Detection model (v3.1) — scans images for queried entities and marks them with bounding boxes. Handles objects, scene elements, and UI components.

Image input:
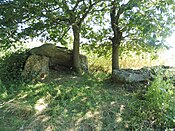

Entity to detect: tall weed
[145,70,175,128]
[87,51,165,74]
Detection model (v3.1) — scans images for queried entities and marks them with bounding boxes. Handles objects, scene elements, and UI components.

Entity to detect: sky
[166,32,175,48]
[163,32,175,67]
[165,32,175,56]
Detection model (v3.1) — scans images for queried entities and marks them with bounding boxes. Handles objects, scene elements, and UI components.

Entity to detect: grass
[1,70,174,130]
[0,45,175,130]
[0,71,137,130]
[87,50,166,74]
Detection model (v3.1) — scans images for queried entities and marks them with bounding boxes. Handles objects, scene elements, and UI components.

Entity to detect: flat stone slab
[112,69,151,83]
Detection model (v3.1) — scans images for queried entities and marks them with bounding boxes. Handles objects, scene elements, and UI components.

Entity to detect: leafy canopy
[82,0,175,56]
[0,0,103,47]
[0,0,175,52]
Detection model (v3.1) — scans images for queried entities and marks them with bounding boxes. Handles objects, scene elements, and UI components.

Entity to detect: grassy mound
[0,45,174,130]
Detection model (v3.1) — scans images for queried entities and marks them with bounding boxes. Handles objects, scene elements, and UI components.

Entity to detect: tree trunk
[72,24,81,73]
[112,38,120,71]
[110,1,122,75]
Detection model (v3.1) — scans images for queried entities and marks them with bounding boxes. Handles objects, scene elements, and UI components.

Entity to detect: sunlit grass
[0,72,137,130]
[0,44,175,130]
[88,50,173,73]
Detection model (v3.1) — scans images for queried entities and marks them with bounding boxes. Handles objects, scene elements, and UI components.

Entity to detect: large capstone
[29,44,88,71]
[22,44,89,79]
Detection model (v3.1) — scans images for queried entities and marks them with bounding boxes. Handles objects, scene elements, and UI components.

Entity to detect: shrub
[145,70,175,128]
[0,44,29,86]
[0,79,7,98]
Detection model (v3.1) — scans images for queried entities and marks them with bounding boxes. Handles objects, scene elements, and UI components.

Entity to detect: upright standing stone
[22,55,49,80]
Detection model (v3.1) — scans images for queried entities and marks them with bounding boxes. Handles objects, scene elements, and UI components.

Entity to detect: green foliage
[1,0,175,73]
[0,62,175,130]
[145,70,175,127]
[127,68,175,129]
[83,0,175,68]
[85,46,165,73]
[0,44,29,86]
[0,72,121,130]
[87,54,112,73]
[0,0,103,47]
[0,79,7,98]
[82,41,112,58]
[82,41,162,61]
[1,0,174,49]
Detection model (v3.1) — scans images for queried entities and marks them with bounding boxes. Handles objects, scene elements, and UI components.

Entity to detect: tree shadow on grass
[0,71,136,130]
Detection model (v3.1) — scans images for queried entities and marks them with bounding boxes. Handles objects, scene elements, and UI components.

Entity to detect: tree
[1,0,174,75]
[0,0,103,73]
[108,0,175,74]
[81,0,174,75]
